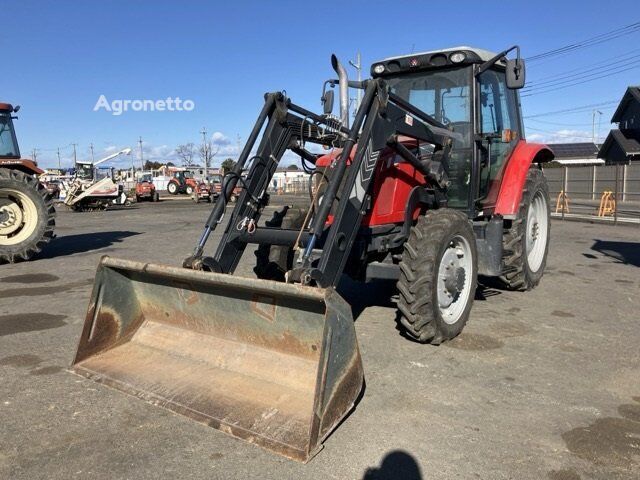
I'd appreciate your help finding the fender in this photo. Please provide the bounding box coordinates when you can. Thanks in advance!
[0,159,44,175]
[494,140,554,217]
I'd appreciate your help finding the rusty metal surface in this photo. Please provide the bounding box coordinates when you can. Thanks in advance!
[71,256,364,462]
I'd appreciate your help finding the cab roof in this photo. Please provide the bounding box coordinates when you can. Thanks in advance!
[0,102,14,112]
[371,46,504,77]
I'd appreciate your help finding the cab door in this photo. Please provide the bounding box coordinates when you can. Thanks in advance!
[475,68,523,210]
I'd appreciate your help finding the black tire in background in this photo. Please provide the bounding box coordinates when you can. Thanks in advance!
[254,205,308,282]
[396,209,478,344]
[500,168,550,291]
[0,169,56,263]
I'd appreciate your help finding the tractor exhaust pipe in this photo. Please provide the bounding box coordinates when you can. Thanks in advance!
[331,54,349,129]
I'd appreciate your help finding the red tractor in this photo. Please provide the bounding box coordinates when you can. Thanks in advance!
[192,180,213,203]
[167,170,197,195]
[73,46,554,461]
[135,174,160,202]
[0,102,56,263]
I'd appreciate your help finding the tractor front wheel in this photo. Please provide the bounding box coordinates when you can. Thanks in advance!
[500,168,550,291]
[186,186,194,196]
[397,209,478,344]
[0,169,56,263]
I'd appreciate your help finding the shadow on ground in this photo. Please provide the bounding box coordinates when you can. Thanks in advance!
[338,277,397,321]
[590,239,640,267]
[35,231,141,259]
[363,450,422,479]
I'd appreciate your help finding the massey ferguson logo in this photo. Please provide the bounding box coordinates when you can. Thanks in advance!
[350,141,379,203]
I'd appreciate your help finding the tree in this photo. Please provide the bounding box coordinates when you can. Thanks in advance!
[175,143,195,166]
[221,158,236,173]
[199,142,220,173]
[286,164,299,170]
[144,160,163,170]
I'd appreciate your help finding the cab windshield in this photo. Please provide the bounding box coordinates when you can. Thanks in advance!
[385,67,472,147]
[0,113,20,157]
[76,163,94,180]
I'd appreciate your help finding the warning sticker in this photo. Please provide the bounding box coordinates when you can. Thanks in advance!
[405,114,414,126]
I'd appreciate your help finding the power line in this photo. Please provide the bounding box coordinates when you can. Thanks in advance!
[527,21,640,63]
[521,63,640,97]
[523,100,619,119]
[524,50,640,89]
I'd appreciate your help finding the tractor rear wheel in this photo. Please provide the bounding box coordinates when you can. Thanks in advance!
[500,168,550,291]
[396,209,477,344]
[167,182,178,195]
[254,205,308,282]
[0,169,56,263]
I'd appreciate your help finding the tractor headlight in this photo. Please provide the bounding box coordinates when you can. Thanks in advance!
[450,52,466,63]
[373,64,385,74]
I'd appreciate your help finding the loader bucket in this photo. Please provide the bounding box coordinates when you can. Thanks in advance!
[71,256,364,462]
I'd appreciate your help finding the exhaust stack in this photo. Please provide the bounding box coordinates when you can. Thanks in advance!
[331,54,350,129]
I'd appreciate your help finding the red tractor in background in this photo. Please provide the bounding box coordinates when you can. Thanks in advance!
[135,174,160,202]
[0,102,55,263]
[167,170,197,195]
[192,180,213,203]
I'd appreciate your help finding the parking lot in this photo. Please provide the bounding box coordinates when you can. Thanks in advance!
[1,199,638,480]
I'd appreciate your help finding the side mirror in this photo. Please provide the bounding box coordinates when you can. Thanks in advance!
[322,89,334,115]
[506,58,526,89]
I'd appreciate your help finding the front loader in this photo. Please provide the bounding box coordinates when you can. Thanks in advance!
[72,46,553,461]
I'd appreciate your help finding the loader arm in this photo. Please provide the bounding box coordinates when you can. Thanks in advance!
[187,79,460,287]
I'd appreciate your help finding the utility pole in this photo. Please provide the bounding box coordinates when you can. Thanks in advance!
[71,143,78,164]
[31,148,38,163]
[592,110,603,144]
[349,52,362,117]
[90,143,95,163]
[236,134,241,162]
[138,136,144,172]
[57,148,61,170]
[200,127,208,178]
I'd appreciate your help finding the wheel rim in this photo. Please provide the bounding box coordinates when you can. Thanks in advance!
[526,191,548,273]
[0,189,39,246]
[437,235,473,325]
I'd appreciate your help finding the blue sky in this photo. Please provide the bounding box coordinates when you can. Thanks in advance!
[2,0,639,168]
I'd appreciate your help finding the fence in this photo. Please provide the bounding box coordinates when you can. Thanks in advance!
[543,163,640,221]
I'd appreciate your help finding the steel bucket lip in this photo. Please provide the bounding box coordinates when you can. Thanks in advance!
[97,255,330,302]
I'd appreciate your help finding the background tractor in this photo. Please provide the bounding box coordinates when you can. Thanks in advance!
[167,169,197,195]
[135,174,160,202]
[0,102,55,263]
[72,46,553,462]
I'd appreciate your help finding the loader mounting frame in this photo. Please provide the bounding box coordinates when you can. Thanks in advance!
[185,79,459,288]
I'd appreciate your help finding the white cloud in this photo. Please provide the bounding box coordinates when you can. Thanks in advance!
[211,131,231,146]
[526,127,595,144]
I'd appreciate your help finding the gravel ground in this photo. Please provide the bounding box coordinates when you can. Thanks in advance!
[1,198,638,480]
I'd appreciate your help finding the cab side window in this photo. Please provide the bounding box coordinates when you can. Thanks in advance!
[478,69,521,202]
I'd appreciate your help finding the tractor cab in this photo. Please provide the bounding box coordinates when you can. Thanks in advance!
[75,162,95,181]
[369,46,526,216]
[0,103,20,159]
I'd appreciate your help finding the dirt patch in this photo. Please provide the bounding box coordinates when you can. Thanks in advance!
[0,279,93,299]
[548,469,581,480]
[562,407,640,467]
[552,310,575,318]
[614,279,633,285]
[507,307,521,313]
[558,270,576,276]
[30,366,64,376]
[559,344,582,353]
[490,320,533,338]
[445,333,504,351]
[0,354,42,368]
[209,453,224,460]
[0,273,60,284]
[618,403,640,423]
[0,313,67,336]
